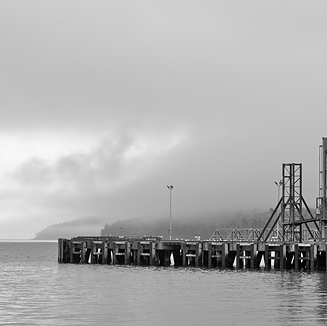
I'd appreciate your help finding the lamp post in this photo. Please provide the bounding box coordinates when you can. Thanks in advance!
[167,185,174,240]
[274,180,283,240]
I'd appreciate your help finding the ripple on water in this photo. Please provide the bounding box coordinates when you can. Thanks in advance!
[1,242,327,326]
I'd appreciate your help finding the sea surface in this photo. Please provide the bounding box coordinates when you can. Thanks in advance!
[0,240,327,326]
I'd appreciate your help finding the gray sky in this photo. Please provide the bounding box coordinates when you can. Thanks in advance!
[0,1,326,238]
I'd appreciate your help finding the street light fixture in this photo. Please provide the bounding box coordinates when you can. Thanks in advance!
[167,185,174,240]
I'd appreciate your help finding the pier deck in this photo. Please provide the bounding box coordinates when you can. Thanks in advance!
[58,236,326,271]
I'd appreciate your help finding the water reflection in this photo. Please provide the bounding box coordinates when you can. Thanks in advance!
[316,273,327,323]
[272,271,327,325]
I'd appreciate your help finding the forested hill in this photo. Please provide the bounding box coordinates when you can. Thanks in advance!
[34,210,276,240]
[100,210,273,240]
[33,217,107,240]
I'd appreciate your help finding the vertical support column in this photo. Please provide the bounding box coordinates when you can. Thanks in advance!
[265,244,270,269]
[310,244,317,271]
[155,245,160,266]
[222,243,227,269]
[124,242,130,265]
[207,243,212,268]
[108,241,113,265]
[58,239,63,263]
[80,242,86,263]
[149,242,154,266]
[112,242,117,265]
[236,243,240,269]
[154,244,160,266]
[280,244,286,269]
[201,243,205,266]
[69,241,74,263]
[294,244,299,270]
[274,246,279,269]
[90,241,95,264]
[136,242,141,265]
[102,241,107,264]
[305,247,310,270]
[195,243,200,267]
[250,243,257,269]
[182,243,186,267]
[130,243,135,265]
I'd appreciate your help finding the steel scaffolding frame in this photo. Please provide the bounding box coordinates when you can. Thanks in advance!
[210,228,269,242]
[316,137,327,239]
[258,163,320,242]
[282,163,303,241]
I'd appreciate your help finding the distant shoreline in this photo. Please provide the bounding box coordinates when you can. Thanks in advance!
[0,239,58,242]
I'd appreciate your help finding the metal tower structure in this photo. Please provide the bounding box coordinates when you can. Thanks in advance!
[259,163,319,242]
[316,137,327,239]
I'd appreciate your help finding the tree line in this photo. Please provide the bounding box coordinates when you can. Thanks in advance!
[100,210,273,240]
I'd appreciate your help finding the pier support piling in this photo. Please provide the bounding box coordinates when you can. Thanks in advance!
[58,237,327,271]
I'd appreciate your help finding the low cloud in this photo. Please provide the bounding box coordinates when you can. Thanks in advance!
[0,1,325,239]
[0,130,192,237]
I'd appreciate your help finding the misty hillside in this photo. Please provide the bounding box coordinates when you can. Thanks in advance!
[34,210,274,240]
[33,217,107,240]
[100,211,272,240]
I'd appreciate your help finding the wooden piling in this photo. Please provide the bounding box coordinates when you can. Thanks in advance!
[294,244,299,270]
[80,241,86,263]
[222,243,227,268]
[195,242,201,267]
[150,242,155,265]
[181,242,186,267]
[207,242,212,268]
[133,241,140,265]
[280,244,286,269]
[236,243,241,269]
[264,244,270,269]
[310,244,317,271]
[102,241,107,264]
[58,238,64,263]
[58,237,327,272]
[90,241,95,264]
[108,241,113,264]
[125,242,130,265]
[250,243,257,269]
[112,241,117,265]
[69,241,74,263]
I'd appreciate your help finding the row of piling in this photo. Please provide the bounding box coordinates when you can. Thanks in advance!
[58,236,327,270]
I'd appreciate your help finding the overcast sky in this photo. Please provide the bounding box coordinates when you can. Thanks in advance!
[0,1,326,239]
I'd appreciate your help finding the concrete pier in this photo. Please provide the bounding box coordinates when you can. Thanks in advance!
[58,236,325,271]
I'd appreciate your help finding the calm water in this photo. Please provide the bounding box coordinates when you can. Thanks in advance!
[1,241,327,325]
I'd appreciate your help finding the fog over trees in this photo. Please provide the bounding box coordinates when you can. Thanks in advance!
[34,210,275,240]
[100,211,273,239]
